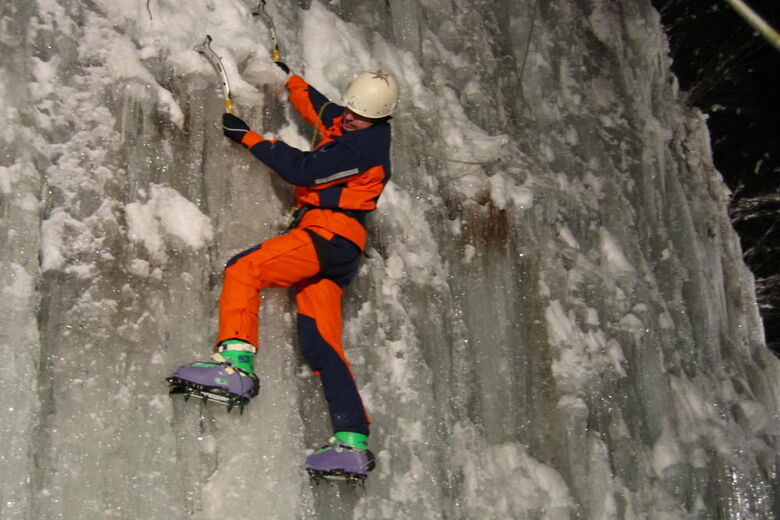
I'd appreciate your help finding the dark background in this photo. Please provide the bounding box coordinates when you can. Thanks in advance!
[652,0,780,356]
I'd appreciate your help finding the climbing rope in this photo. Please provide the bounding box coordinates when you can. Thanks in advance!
[311,101,334,149]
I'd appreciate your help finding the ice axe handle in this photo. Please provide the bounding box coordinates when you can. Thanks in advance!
[196,35,235,115]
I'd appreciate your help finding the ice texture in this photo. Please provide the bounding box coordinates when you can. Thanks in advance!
[1,0,778,519]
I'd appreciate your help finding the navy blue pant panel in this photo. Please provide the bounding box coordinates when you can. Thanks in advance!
[297,314,369,435]
[298,230,367,435]
[303,229,361,287]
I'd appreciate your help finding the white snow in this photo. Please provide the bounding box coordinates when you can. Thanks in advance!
[125,184,214,263]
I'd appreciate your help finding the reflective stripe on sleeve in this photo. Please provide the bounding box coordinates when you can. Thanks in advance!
[314,168,359,185]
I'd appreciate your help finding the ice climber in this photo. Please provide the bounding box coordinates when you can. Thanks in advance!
[167,65,400,481]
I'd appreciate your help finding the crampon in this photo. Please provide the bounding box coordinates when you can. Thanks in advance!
[167,376,254,413]
[305,438,375,486]
[166,353,259,414]
[307,468,370,486]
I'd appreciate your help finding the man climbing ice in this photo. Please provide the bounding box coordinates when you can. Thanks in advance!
[167,64,399,482]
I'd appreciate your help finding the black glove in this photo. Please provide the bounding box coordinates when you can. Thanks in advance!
[274,60,291,75]
[222,113,250,143]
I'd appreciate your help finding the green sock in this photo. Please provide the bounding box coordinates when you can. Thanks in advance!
[335,431,369,450]
[218,340,255,374]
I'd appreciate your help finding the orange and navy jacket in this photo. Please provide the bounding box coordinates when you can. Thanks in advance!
[239,75,391,251]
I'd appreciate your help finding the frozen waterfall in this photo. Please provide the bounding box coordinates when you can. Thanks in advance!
[1,0,778,518]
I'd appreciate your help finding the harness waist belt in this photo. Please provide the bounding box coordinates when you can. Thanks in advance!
[289,205,369,230]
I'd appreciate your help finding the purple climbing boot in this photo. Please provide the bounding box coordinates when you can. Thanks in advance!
[305,432,375,482]
[167,344,259,413]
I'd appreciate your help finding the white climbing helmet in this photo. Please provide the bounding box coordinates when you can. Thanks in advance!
[343,69,399,119]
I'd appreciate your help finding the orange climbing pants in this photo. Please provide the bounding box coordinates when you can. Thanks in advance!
[216,226,369,434]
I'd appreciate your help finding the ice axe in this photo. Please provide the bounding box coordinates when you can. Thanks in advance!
[194,35,234,114]
[252,0,283,63]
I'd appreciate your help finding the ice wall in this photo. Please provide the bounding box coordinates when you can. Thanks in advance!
[1,0,778,519]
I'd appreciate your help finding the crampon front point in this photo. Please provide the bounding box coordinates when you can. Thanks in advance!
[307,468,369,486]
[166,375,255,414]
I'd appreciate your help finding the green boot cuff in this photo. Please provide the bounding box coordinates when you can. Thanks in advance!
[219,349,255,375]
[335,431,369,450]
